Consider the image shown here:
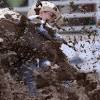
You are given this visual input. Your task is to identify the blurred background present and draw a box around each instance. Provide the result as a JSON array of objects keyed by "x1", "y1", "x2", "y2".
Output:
[
  {"x1": 7, "y1": 0, "x2": 28, "y2": 7},
  {"x1": 6, "y1": 0, "x2": 100, "y2": 33}
]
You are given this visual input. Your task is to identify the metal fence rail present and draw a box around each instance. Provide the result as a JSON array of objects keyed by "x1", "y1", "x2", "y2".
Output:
[{"x1": 14, "y1": 0, "x2": 100, "y2": 33}]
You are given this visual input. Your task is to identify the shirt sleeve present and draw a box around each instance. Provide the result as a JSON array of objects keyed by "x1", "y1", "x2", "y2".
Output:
[{"x1": 28, "y1": 15, "x2": 39, "y2": 20}]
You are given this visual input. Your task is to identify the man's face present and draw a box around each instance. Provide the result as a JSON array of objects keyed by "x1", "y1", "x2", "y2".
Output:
[{"x1": 39, "y1": 11, "x2": 56, "y2": 22}]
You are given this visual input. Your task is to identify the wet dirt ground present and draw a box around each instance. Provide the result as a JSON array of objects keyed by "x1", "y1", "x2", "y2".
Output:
[{"x1": 0, "y1": 8, "x2": 100, "y2": 100}]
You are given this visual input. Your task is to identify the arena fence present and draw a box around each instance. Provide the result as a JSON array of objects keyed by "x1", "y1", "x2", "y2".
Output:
[{"x1": 14, "y1": 0, "x2": 100, "y2": 33}]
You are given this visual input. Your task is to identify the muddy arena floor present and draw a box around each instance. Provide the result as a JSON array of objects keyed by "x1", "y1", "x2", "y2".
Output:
[
  {"x1": 0, "y1": 8, "x2": 100, "y2": 100},
  {"x1": 0, "y1": 33, "x2": 100, "y2": 100}
]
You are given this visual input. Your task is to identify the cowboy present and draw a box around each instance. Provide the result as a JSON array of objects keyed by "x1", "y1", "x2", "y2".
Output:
[
  {"x1": 27, "y1": 1, "x2": 63, "y2": 25},
  {"x1": 27, "y1": 1, "x2": 68, "y2": 68},
  {"x1": 24, "y1": 1, "x2": 64, "y2": 96},
  {"x1": 27, "y1": 1, "x2": 64, "y2": 39}
]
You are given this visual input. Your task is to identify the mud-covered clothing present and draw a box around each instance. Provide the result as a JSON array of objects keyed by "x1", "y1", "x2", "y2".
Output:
[
  {"x1": 19, "y1": 15, "x2": 65, "y2": 96},
  {"x1": 21, "y1": 62, "x2": 37, "y2": 96},
  {"x1": 28, "y1": 15, "x2": 63, "y2": 41}
]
